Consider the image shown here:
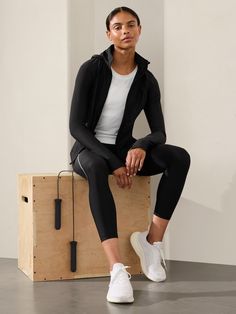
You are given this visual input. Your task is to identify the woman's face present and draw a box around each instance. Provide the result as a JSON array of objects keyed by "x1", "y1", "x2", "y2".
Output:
[{"x1": 106, "y1": 11, "x2": 141, "y2": 50}]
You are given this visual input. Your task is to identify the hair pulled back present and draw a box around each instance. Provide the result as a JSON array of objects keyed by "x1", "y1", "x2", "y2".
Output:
[{"x1": 106, "y1": 7, "x2": 140, "y2": 31}]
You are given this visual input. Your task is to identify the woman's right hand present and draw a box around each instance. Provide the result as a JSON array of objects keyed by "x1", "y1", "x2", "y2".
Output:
[{"x1": 113, "y1": 167, "x2": 132, "y2": 189}]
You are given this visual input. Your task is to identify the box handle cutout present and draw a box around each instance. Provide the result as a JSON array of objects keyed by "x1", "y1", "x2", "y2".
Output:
[{"x1": 22, "y1": 196, "x2": 28, "y2": 203}]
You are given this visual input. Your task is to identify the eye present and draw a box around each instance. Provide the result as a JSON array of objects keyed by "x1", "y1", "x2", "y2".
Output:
[
  {"x1": 128, "y1": 22, "x2": 136, "y2": 28},
  {"x1": 113, "y1": 25, "x2": 121, "y2": 31}
]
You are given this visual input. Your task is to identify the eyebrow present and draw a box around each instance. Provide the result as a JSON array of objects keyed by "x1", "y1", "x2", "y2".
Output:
[{"x1": 111, "y1": 20, "x2": 137, "y2": 27}]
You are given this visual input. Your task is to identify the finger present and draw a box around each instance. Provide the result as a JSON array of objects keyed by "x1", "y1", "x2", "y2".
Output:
[
  {"x1": 127, "y1": 175, "x2": 132, "y2": 189},
  {"x1": 116, "y1": 177, "x2": 122, "y2": 188},
  {"x1": 129, "y1": 155, "x2": 140, "y2": 176},
  {"x1": 129, "y1": 155, "x2": 137, "y2": 176},
  {"x1": 124, "y1": 174, "x2": 131, "y2": 189},
  {"x1": 125, "y1": 154, "x2": 132, "y2": 176},
  {"x1": 137, "y1": 152, "x2": 146, "y2": 171},
  {"x1": 138, "y1": 158, "x2": 144, "y2": 171},
  {"x1": 133, "y1": 159, "x2": 141, "y2": 175},
  {"x1": 117, "y1": 173, "x2": 125, "y2": 188},
  {"x1": 120, "y1": 174, "x2": 127, "y2": 188},
  {"x1": 126, "y1": 165, "x2": 131, "y2": 177},
  {"x1": 124, "y1": 173, "x2": 132, "y2": 188}
]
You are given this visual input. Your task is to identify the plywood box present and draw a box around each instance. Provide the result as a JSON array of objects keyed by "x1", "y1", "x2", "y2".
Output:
[{"x1": 18, "y1": 173, "x2": 150, "y2": 281}]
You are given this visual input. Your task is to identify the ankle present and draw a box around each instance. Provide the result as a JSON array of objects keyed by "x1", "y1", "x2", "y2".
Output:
[
  {"x1": 110, "y1": 261, "x2": 123, "y2": 271},
  {"x1": 147, "y1": 233, "x2": 162, "y2": 245}
]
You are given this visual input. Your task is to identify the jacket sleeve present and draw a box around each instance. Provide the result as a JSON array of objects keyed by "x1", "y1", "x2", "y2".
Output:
[
  {"x1": 69, "y1": 60, "x2": 124, "y2": 171},
  {"x1": 131, "y1": 74, "x2": 166, "y2": 150}
]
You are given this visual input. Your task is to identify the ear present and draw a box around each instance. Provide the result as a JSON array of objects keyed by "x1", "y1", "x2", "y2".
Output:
[
  {"x1": 138, "y1": 25, "x2": 142, "y2": 35},
  {"x1": 106, "y1": 30, "x2": 112, "y2": 42}
]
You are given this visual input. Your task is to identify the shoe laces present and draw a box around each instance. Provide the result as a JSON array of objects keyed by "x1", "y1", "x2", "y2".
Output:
[
  {"x1": 153, "y1": 242, "x2": 167, "y2": 270},
  {"x1": 110, "y1": 266, "x2": 131, "y2": 286}
]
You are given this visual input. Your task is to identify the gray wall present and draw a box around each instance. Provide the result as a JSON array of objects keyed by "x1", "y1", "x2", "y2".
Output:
[
  {"x1": 0, "y1": 0, "x2": 69, "y2": 258},
  {"x1": 164, "y1": 0, "x2": 236, "y2": 265}
]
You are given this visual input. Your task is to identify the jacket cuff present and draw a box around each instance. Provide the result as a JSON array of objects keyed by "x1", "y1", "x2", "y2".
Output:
[{"x1": 130, "y1": 139, "x2": 149, "y2": 151}]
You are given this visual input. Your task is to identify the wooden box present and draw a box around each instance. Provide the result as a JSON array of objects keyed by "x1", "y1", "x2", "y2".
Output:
[{"x1": 18, "y1": 173, "x2": 150, "y2": 281}]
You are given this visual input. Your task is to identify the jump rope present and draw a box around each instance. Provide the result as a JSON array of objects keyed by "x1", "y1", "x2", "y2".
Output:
[{"x1": 55, "y1": 170, "x2": 77, "y2": 272}]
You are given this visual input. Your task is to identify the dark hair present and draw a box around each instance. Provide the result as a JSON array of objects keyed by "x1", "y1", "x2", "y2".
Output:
[{"x1": 106, "y1": 7, "x2": 140, "y2": 31}]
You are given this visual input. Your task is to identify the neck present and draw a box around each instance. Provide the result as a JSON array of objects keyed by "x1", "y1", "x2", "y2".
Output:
[{"x1": 112, "y1": 46, "x2": 136, "y2": 75}]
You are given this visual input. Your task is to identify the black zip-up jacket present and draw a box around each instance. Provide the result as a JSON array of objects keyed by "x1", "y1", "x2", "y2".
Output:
[{"x1": 69, "y1": 45, "x2": 166, "y2": 172}]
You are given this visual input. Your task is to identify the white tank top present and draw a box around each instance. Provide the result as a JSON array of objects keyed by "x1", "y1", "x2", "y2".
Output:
[{"x1": 95, "y1": 66, "x2": 137, "y2": 144}]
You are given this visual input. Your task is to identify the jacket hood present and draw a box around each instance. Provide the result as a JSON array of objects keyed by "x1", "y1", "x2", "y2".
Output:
[{"x1": 92, "y1": 45, "x2": 150, "y2": 72}]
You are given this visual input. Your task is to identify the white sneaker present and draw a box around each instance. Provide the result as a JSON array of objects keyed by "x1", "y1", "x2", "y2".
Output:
[
  {"x1": 106, "y1": 263, "x2": 134, "y2": 303},
  {"x1": 130, "y1": 231, "x2": 167, "y2": 282}
]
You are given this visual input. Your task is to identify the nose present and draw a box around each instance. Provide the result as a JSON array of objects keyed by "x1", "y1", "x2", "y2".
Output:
[{"x1": 122, "y1": 25, "x2": 129, "y2": 34}]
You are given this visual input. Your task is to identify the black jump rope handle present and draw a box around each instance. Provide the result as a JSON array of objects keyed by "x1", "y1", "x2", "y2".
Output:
[
  {"x1": 55, "y1": 199, "x2": 77, "y2": 272},
  {"x1": 55, "y1": 199, "x2": 62, "y2": 230},
  {"x1": 70, "y1": 241, "x2": 77, "y2": 272}
]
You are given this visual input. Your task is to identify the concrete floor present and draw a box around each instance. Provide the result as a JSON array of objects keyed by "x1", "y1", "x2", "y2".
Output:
[{"x1": 1, "y1": 259, "x2": 236, "y2": 314}]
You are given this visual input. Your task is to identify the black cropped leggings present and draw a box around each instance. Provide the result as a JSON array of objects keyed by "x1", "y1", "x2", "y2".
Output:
[{"x1": 73, "y1": 144, "x2": 190, "y2": 242}]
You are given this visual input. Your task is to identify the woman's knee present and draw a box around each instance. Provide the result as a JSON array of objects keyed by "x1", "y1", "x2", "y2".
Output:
[
  {"x1": 81, "y1": 154, "x2": 110, "y2": 178},
  {"x1": 156, "y1": 144, "x2": 190, "y2": 170},
  {"x1": 171, "y1": 146, "x2": 191, "y2": 169}
]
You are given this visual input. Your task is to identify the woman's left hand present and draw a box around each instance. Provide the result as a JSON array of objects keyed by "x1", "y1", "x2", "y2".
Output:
[{"x1": 126, "y1": 148, "x2": 146, "y2": 177}]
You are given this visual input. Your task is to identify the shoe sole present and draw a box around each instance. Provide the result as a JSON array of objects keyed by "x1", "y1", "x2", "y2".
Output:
[
  {"x1": 107, "y1": 296, "x2": 134, "y2": 304},
  {"x1": 130, "y1": 232, "x2": 166, "y2": 282}
]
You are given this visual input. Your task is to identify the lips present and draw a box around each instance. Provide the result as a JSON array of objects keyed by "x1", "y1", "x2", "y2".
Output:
[{"x1": 122, "y1": 37, "x2": 133, "y2": 41}]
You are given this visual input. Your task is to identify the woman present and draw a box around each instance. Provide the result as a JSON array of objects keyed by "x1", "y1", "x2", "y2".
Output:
[{"x1": 70, "y1": 7, "x2": 190, "y2": 304}]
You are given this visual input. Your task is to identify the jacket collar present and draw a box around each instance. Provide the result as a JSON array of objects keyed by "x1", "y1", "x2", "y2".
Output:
[{"x1": 99, "y1": 45, "x2": 150, "y2": 72}]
